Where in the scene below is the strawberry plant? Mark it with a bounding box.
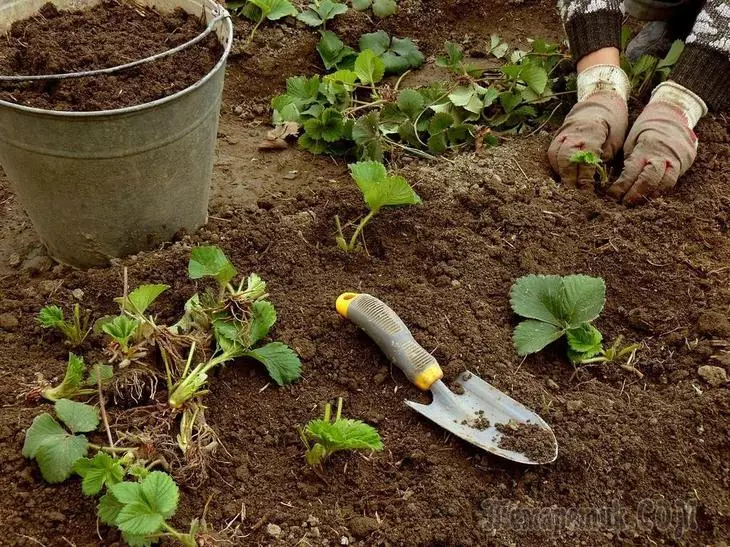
[38,303,90,347]
[166,246,301,408]
[510,274,607,362]
[227,0,298,46]
[271,37,572,161]
[38,352,113,402]
[620,26,684,97]
[569,150,608,184]
[300,397,383,468]
[297,0,348,28]
[352,0,397,17]
[335,161,421,251]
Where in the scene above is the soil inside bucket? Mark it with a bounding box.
[0,1,223,111]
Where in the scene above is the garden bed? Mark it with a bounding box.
[0,0,728,545]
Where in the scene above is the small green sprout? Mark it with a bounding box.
[40,353,113,402]
[335,161,421,252]
[569,150,608,184]
[38,304,90,347]
[232,0,298,47]
[300,398,383,468]
[352,0,398,17]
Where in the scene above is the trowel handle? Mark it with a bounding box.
[336,293,443,390]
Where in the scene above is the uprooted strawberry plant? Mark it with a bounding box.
[22,246,306,545]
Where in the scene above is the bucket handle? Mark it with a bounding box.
[0,9,230,82]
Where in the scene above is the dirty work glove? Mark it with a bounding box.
[548,64,630,188]
[608,81,707,205]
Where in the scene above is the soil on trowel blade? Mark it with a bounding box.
[0,1,222,111]
[496,421,556,463]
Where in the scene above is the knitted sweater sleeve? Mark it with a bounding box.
[559,0,730,111]
[671,1,730,110]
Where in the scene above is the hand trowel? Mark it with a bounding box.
[336,292,558,465]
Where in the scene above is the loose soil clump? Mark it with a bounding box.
[496,421,556,463]
[0,1,222,111]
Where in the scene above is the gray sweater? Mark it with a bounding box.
[558,0,729,110]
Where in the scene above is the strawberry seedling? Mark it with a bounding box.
[38,352,113,402]
[335,160,421,251]
[297,0,348,28]
[38,304,90,347]
[569,150,608,184]
[510,274,607,362]
[300,397,383,468]
[352,0,398,17]
[228,0,298,46]
[167,246,301,408]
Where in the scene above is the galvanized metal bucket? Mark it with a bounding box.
[0,0,233,268]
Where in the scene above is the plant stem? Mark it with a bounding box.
[335,397,343,421]
[347,209,377,251]
[88,443,136,454]
[244,15,264,49]
[97,372,114,447]
[182,341,196,378]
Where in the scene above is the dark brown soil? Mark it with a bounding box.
[1,1,729,545]
[0,1,222,111]
[496,421,556,463]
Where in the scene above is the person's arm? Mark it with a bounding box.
[608,1,729,205]
[548,1,628,187]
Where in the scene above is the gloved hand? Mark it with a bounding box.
[607,81,706,205]
[548,64,630,188]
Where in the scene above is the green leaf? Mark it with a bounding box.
[101,315,140,348]
[354,49,385,84]
[358,31,390,56]
[657,39,684,69]
[38,305,64,328]
[305,418,383,452]
[570,150,602,167]
[566,324,603,355]
[55,399,99,434]
[244,342,302,385]
[520,64,548,94]
[560,275,606,326]
[448,86,483,114]
[115,284,169,315]
[428,112,454,134]
[188,246,237,288]
[32,434,87,484]
[286,75,321,105]
[23,413,67,459]
[249,301,277,345]
[250,0,298,19]
[84,363,114,387]
[350,161,421,211]
[42,353,86,401]
[489,34,509,58]
[352,113,385,161]
[390,37,423,67]
[427,132,448,154]
[324,69,358,87]
[98,491,124,526]
[73,453,125,496]
[372,0,397,17]
[397,89,424,119]
[317,31,356,70]
[122,533,155,547]
[437,41,464,69]
[111,481,144,504]
[117,503,165,536]
[510,274,566,327]
[305,108,345,142]
[499,90,522,113]
[352,0,371,9]
[297,0,347,26]
[513,320,564,355]
[141,471,179,519]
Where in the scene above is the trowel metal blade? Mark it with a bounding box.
[405,371,558,464]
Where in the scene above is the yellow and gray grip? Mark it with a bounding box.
[336,293,443,391]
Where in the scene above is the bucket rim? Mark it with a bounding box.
[0,5,233,118]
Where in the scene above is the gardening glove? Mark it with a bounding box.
[548,64,630,188]
[607,81,707,205]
